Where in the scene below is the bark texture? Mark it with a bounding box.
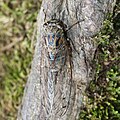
[17,0,116,120]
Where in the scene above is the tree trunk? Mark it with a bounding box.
[17,0,116,120]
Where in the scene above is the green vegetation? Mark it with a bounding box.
[80,1,120,120]
[0,0,119,120]
[0,1,41,120]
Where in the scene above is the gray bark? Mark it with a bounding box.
[17,0,116,120]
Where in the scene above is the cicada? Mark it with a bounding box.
[40,19,72,119]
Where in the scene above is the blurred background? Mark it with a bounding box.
[0,0,41,119]
[0,0,119,120]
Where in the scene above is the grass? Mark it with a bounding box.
[0,0,41,119]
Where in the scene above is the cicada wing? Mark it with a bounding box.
[40,45,72,119]
[53,65,72,118]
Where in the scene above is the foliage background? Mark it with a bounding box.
[0,0,119,120]
[79,1,120,120]
[0,0,42,119]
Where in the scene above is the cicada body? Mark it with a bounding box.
[43,19,68,71]
[41,19,72,119]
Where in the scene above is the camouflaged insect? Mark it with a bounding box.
[41,19,72,119]
[43,19,68,71]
